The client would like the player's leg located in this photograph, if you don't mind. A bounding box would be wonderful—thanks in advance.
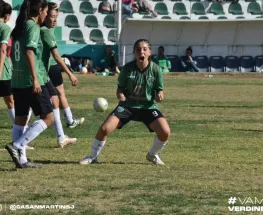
[49,65,84,128]
[80,115,121,164]
[4,95,15,124]
[56,84,85,128]
[0,80,15,124]
[80,106,132,164]
[46,80,77,148]
[6,87,54,168]
[145,110,170,165]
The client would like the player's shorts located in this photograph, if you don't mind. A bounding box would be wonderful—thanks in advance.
[45,80,57,97]
[49,65,63,87]
[0,80,12,97]
[12,86,53,117]
[110,105,164,132]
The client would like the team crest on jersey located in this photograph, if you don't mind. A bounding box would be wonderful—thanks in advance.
[117,106,124,112]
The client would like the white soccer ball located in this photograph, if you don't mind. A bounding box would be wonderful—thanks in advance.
[93,97,108,112]
[81,67,88,74]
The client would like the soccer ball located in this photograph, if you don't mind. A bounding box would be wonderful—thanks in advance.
[81,67,88,74]
[93,97,108,112]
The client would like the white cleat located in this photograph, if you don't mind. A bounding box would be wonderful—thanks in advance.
[79,156,97,165]
[146,152,165,165]
[58,136,77,148]
[26,145,34,150]
[67,117,85,129]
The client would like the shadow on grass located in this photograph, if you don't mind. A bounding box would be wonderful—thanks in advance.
[33,160,152,165]
[232,129,263,133]
[190,105,260,108]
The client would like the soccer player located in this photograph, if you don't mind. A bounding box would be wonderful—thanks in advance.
[80,39,171,165]
[5,0,52,168]
[43,2,84,129]
[40,2,77,147]
[0,1,14,124]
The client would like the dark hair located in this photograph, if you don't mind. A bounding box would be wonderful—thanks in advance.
[0,1,12,18]
[11,0,48,40]
[133,39,152,61]
[186,46,192,54]
[133,39,151,53]
[158,46,164,51]
[47,2,58,14]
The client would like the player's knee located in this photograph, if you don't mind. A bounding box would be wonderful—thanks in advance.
[100,124,112,136]
[159,127,171,140]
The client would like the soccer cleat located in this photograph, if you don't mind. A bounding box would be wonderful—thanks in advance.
[67,117,85,129]
[58,136,77,148]
[21,161,42,168]
[146,152,165,165]
[26,145,34,150]
[79,156,97,165]
[5,143,22,168]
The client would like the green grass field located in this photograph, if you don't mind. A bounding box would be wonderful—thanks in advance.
[1,73,263,215]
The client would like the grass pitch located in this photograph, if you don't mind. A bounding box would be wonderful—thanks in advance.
[0,73,263,215]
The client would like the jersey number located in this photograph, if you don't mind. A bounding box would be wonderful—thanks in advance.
[152,111,159,117]
[14,41,20,62]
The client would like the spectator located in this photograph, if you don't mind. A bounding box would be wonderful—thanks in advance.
[98,0,112,14]
[136,0,158,17]
[122,0,138,15]
[97,46,120,75]
[180,46,199,72]
[153,46,171,73]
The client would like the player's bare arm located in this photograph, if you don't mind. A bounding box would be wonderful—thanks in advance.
[116,88,126,101]
[0,43,7,78]
[26,49,42,94]
[155,90,164,102]
[51,49,78,86]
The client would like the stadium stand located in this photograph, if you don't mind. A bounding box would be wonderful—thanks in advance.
[225,56,240,72]
[195,56,209,72]
[7,0,263,69]
[65,15,80,28]
[240,56,254,72]
[210,56,225,72]
[79,1,96,14]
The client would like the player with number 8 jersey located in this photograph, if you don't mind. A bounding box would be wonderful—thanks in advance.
[5,0,54,169]
[11,19,48,88]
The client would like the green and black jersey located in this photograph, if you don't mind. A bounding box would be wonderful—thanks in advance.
[11,19,48,88]
[118,60,164,110]
[0,22,11,80]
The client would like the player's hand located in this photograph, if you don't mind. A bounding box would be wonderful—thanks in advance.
[69,74,78,86]
[155,91,164,102]
[33,79,42,94]
[188,56,193,62]
[117,93,126,102]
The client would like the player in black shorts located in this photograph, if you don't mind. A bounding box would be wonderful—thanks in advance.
[80,39,171,165]
[42,2,84,129]
[5,0,53,169]
[0,1,14,124]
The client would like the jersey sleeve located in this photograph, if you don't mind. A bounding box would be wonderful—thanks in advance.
[42,29,57,50]
[155,66,164,91]
[117,66,127,89]
[0,25,11,45]
[25,23,40,50]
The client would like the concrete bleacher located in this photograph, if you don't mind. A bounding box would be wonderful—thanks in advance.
[7,0,263,69]
[8,0,263,45]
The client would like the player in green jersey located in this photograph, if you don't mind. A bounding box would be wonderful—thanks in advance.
[5,0,51,169]
[0,1,14,124]
[42,2,84,129]
[80,39,171,165]
[39,2,77,148]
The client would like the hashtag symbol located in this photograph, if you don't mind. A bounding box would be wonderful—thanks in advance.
[228,197,237,204]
